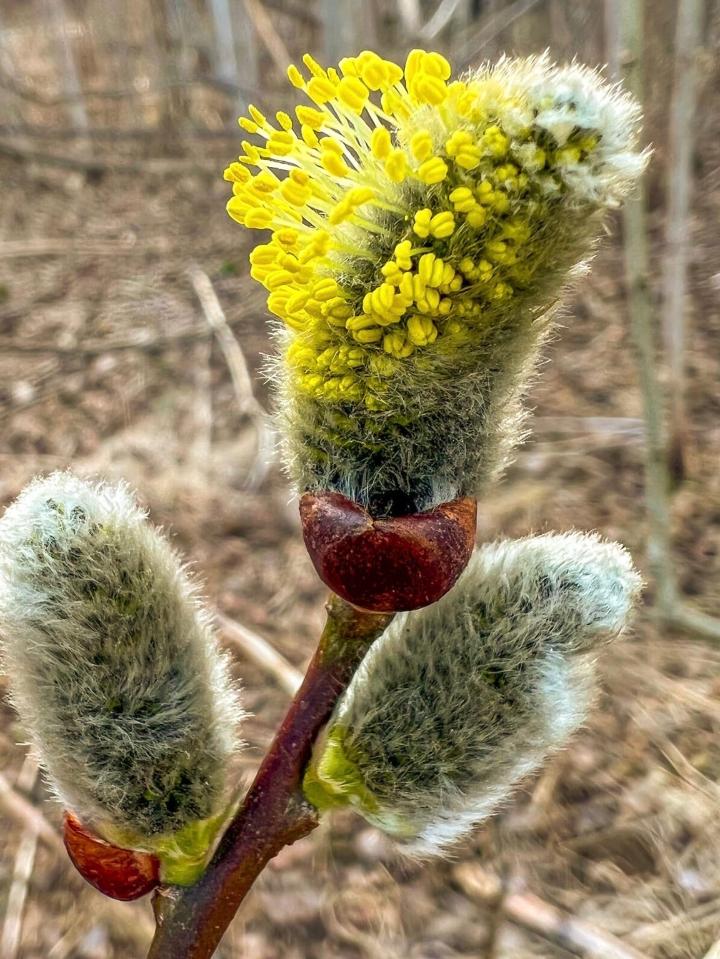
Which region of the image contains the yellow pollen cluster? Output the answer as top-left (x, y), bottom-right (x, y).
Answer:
top-left (225, 49), bottom-right (620, 414)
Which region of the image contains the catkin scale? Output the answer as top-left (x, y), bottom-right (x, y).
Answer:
top-left (299, 491), bottom-right (477, 611)
top-left (0, 473), bottom-right (242, 872)
top-left (63, 812), bottom-right (160, 901)
top-left (304, 532), bottom-right (642, 856)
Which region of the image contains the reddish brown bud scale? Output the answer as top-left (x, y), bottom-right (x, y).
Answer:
top-left (63, 812), bottom-right (160, 901)
top-left (300, 492), bottom-right (477, 612)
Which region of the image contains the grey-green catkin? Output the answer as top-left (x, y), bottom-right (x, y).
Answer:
top-left (305, 532), bottom-right (642, 856)
top-left (0, 472), bottom-right (242, 846)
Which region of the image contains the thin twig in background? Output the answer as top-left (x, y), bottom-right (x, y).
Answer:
top-left (0, 320), bottom-right (252, 356)
top-left (187, 263), bottom-right (275, 489)
top-left (46, 917), bottom-right (87, 959)
top-left (186, 268), bottom-right (259, 415)
top-left (321, 0), bottom-right (355, 68)
top-left (603, 0), bottom-right (621, 78)
top-left (419, 0), bottom-right (467, 39)
top-left (0, 766), bottom-right (155, 944)
top-left (191, 336), bottom-right (214, 481)
top-left (628, 898), bottom-right (720, 951)
top-left (396, 0), bottom-right (422, 35)
top-left (0, 237), bottom-right (173, 258)
top-left (0, 123), bottom-right (243, 141)
top-left (0, 140), bottom-right (215, 176)
top-left (668, 603), bottom-right (720, 641)
top-left (615, 3), bottom-right (677, 606)
top-left (234, 0), bottom-right (260, 116)
top-left (242, 0), bottom-right (291, 75)
top-left (0, 769), bottom-right (65, 856)
top-left (454, 863), bottom-right (653, 959)
top-left (457, 0), bottom-right (547, 69)
top-left (661, 0), bottom-right (704, 482)
top-left (43, 0), bottom-right (89, 139)
top-left (0, 65), bottom-right (263, 106)
top-left (616, 0), bottom-right (720, 641)
top-left (209, 0), bottom-right (240, 88)
top-left (0, 756), bottom-right (40, 959)
top-left (216, 610), bottom-right (303, 696)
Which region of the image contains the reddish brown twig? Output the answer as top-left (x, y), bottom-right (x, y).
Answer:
top-left (147, 595), bottom-right (392, 959)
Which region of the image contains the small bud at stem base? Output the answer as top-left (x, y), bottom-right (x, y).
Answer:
top-left (300, 492), bottom-right (477, 612)
top-left (63, 812), bottom-right (160, 901)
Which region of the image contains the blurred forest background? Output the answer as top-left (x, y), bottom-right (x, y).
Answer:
top-left (0, 0), bottom-right (719, 957)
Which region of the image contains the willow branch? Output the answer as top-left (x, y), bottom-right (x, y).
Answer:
top-left (661, 0), bottom-right (704, 481)
top-left (147, 595), bottom-right (393, 959)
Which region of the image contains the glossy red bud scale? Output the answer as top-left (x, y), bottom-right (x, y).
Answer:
top-left (300, 492), bottom-right (477, 612)
top-left (63, 812), bottom-right (160, 901)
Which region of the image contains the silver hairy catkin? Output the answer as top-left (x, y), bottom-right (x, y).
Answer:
top-left (0, 473), bottom-right (242, 851)
top-left (304, 532), bottom-right (642, 855)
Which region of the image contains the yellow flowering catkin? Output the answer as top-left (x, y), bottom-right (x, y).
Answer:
top-left (225, 51), bottom-right (648, 515)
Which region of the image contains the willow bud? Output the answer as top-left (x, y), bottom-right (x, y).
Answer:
top-left (300, 492), bottom-right (477, 611)
top-left (0, 473), bottom-right (242, 894)
top-left (304, 532), bottom-right (641, 855)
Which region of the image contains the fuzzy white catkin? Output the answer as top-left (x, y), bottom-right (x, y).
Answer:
top-left (308, 532), bottom-right (642, 856)
top-left (0, 472), bottom-right (242, 843)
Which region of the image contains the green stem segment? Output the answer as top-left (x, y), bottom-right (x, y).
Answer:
top-left (147, 595), bottom-right (393, 959)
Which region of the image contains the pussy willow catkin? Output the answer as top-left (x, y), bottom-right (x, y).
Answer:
top-left (303, 532), bottom-right (641, 856)
top-left (226, 50), bottom-right (648, 514)
top-left (0, 473), bottom-right (242, 882)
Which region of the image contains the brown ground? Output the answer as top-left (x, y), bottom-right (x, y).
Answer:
top-left (1, 15), bottom-right (720, 959)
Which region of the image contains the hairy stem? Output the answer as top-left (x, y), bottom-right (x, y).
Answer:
top-left (147, 595), bottom-right (393, 959)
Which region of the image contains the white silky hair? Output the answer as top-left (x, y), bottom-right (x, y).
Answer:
top-left (0, 472), bottom-right (243, 841)
top-left (321, 531), bottom-right (642, 856)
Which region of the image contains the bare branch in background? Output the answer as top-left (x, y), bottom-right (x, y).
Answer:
top-left (616, 0), bottom-right (720, 641)
top-left (321, 0), bottom-right (355, 68)
top-left (661, 0), bottom-right (705, 483)
top-left (0, 140), bottom-right (215, 175)
top-left (43, 0), bottom-right (89, 139)
top-left (397, 0), bottom-right (422, 36)
top-left (456, 0), bottom-right (547, 70)
top-left (233, 0), bottom-right (259, 115)
top-left (187, 264), bottom-right (275, 489)
top-left (604, 0), bottom-right (621, 79)
top-left (419, 0), bottom-right (467, 40)
top-left (209, 0), bottom-right (240, 88)
top-left (455, 864), bottom-right (653, 959)
top-left (0, 66), bottom-right (262, 106)
top-left (0, 758), bottom-right (41, 959)
top-left (0, 769), bottom-right (65, 856)
top-left (0, 763), bottom-right (155, 945)
top-left (615, 0), bottom-right (676, 615)
top-left (149, 0), bottom-right (189, 138)
top-left (208, 0), bottom-right (258, 116)
top-left (242, 0), bottom-right (291, 75)
top-left (216, 611), bottom-right (303, 696)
